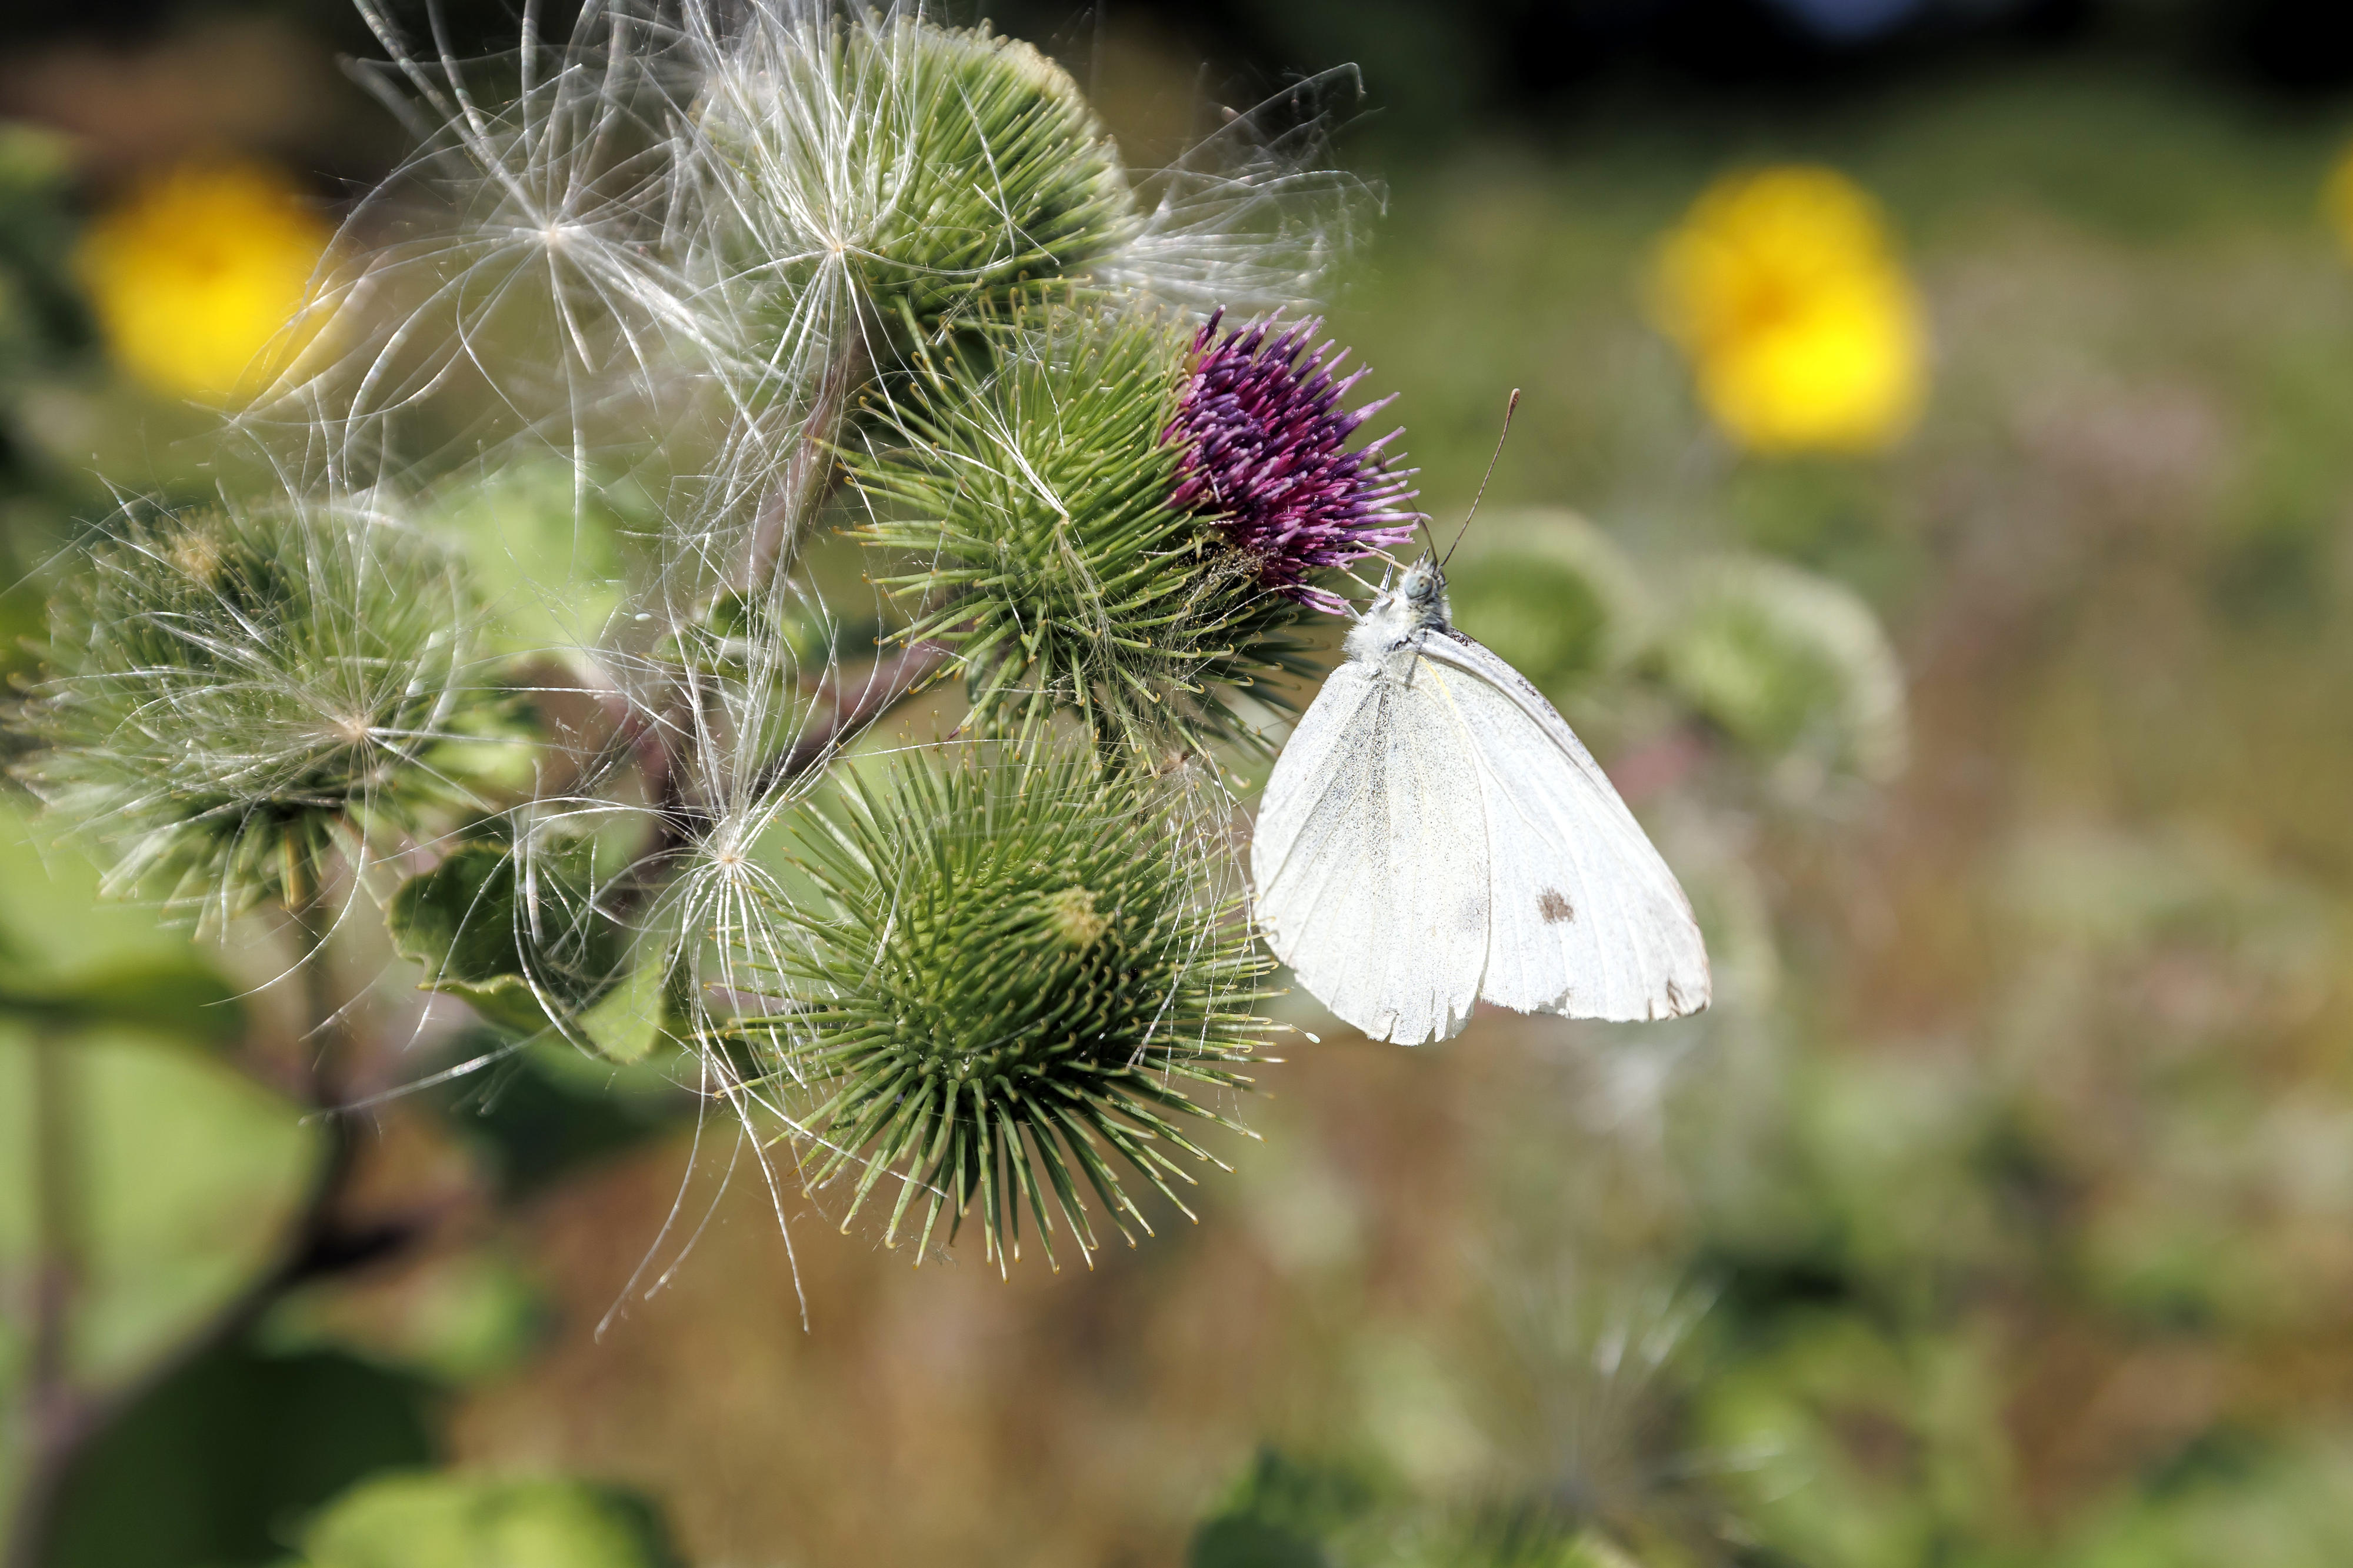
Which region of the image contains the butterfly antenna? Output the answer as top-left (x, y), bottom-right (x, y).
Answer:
top-left (1442, 388), bottom-right (1521, 569)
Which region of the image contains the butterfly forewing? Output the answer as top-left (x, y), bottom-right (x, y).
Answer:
top-left (1252, 660), bottom-right (1489, 1044)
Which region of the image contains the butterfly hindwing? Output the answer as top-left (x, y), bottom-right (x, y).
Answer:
top-left (1253, 658), bottom-right (1489, 1044)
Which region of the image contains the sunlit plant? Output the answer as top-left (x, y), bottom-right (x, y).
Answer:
top-left (19, 496), bottom-right (491, 925)
top-left (851, 304), bottom-right (1416, 756)
top-left (15, 0), bottom-right (1395, 1280)
top-left (731, 748), bottom-right (1271, 1270)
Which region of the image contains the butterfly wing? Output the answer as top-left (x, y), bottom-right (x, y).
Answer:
top-left (1417, 629), bottom-right (1710, 1022)
top-left (1251, 657), bottom-right (1491, 1045)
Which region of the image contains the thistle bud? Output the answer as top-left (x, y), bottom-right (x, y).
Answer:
top-left (695, 16), bottom-right (1134, 371)
top-left (731, 749), bottom-right (1272, 1272)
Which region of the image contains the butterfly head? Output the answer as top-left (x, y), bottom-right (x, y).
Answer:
top-left (1345, 556), bottom-right (1449, 662)
top-left (1398, 556), bottom-right (1449, 624)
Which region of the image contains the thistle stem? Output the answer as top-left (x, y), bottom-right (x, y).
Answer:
top-left (615, 641), bottom-right (949, 929)
top-left (5, 1030), bottom-right (89, 1568)
top-left (744, 346), bottom-right (859, 593)
top-left (745, 640), bottom-right (952, 799)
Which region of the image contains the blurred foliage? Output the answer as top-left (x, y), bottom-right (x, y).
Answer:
top-left (11, 4), bottom-right (2353, 1567)
top-left (0, 796), bottom-right (236, 1030)
top-left (281, 1472), bottom-right (682, 1568)
top-left (1442, 511), bottom-right (1654, 693)
top-left (0, 1028), bottom-right (319, 1389)
top-left (1189, 1450), bottom-right (1638, 1568)
top-left (47, 1344), bottom-right (436, 1568)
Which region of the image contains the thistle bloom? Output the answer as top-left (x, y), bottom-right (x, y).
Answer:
top-left (1649, 166), bottom-right (1926, 455)
top-left (857, 309), bottom-right (1308, 755)
top-left (1165, 312), bottom-right (1421, 610)
top-left (76, 160), bottom-right (334, 405)
top-left (18, 0), bottom-right (1374, 1283)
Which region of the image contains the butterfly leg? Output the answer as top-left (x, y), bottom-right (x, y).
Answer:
top-left (1401, 629), bottom-right (1429, 688)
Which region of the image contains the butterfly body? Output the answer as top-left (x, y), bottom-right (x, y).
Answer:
top-left (1252, 560), bottom-right (1710, 1045)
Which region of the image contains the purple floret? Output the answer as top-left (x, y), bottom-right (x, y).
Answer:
top-left (1164, 311), bottom-right (1422, 613)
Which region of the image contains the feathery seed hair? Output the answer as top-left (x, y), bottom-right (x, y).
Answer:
top-left (20, 0), bottom-right (1389, 1304)
top-left (694, 16), bottom-right (1134, 375)
top-left (20, 498), bottom-right (489, 923)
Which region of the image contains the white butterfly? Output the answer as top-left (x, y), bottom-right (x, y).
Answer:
top-left (1251, 557), bottom-right (1710, 1045)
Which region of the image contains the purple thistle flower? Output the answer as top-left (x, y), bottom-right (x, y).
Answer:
top-left (1164, 311), bottom-right (1423, 613)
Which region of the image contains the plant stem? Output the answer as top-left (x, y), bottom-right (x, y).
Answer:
top-left (5, 1030), bottom-right (88, 1568)
top-left (743, 348), bottom-right (859, 593)
top-left (745, 640), bottom-right (952, 799)
top-left (628, 640), bottom-right (952, 892)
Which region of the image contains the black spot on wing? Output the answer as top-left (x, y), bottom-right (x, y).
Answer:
top-left (1537, 888), bottom-right (1575, 924)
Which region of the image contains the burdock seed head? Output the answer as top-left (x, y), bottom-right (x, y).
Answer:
top-left (19, 496), bottom-right (486, 922)
top-left (731, 747), bottom-right (1274, 1273)
top-left (696, 15), bottom-right (1134, 373)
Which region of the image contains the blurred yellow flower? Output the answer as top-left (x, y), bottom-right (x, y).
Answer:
top-left (76, 160), bottom-right (334, 405)
top-left (1650, 166), bottom-right (1927, 455)
top-left (2322, 142), bottom-right (2353, 262)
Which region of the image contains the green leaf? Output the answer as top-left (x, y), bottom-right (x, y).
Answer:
top-left (286, 1472), bottom-right (681, 1568)
top-left (386, 844), bottom-right (556, 1037)
top-left (575, 940), bottom-right (672, 1065)
top-left (388, 840), bottom-right (642, 1053)
top-left (0, 1027), bottom-right (323, 1417)
top-left (0, 798), bottom-right (238, 1039)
